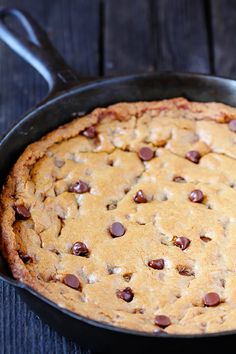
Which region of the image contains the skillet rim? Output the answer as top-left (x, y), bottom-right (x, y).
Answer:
top-left (1, 70), bottom-right (236, 340)
top-left (2, 70), bottom-right (236, 145)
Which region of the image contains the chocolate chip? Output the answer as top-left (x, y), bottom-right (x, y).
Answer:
top-left (15, 205), bottom-right (31, 220)
top-left (63, 274), bottom-right (81, 290)
top-left (82, 126), bottom-right (97, 138)
top-left (107, 159), bottom-right (114, 166)
top-left (154, 315), bottom-right (171, 328)
top-left (69, 180), bottom-right (90, 193)
top-left (124, 187), bottom-right (130, 194)
top-left (109, 222), bottom-right (126, 237)
top-left (174, 237), bottom-right (191, 250)
top-left (106, 201), bottom-right (117, 210)
top-left (200, 236), bottom-right (212, 243)
top-left (185, 150), bottom-right (201, 164)
top-left (71, 242), bottom-right (89, 256)
top-left (204, 292), bottom-right (221, 307)
top-left (123, 273), bottom-right (133, 282)
top-left (189, 189), bottom-right (204, 203)
top-left (138, 147), bottom-right (154, 161)
top-left (173, 176), bottom-right (186, 183)
top-left (228, 120), bottom-right (236, 133)
top-left (148, 259), bottom-right (165, 270)
top-left (176, 265), bottom-right (194, 276)
top-left (116, 287), bottom-right (134, 302)
top-left (133, 308), bottom-right (144, 314)
top-left (18, 250), bottom-right (32, 264)
top-left (134, 190), bottom-right (147, 203)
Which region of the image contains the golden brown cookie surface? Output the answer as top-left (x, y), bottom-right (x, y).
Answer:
top-left (2, 97), bottom-right (236, 334)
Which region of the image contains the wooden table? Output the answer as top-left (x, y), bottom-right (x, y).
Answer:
top-left (0, 0), bottom-right (235, 352)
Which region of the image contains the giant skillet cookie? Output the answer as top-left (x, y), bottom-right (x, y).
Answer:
top-left (2, 97), bottom-right (236, 334)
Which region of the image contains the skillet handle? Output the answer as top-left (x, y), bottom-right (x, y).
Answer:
top-left (0, 7), bottom-right (79, 98)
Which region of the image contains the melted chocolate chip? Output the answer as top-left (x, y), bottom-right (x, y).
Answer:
top-left (176, 265), bottom-right (194, 276)
top-left (124, 187), bottom-right (130, 194)
top-left (15, 205), bottom-right (31, 220)
top-left (71, 242), bottom-right (89, 256)
top-left (82, 126), bottom-right (97, 138)
top-left (228, 120), bottom-right (236, 133)
top-left (174, 237), bottom-right (191, 251)
top-left (63, 274), bottom-right (81, 290)
top-left (204, 292), bottom-right (221, 307)
top-left (107, 159), bottom-right (114, 166)
top-left (116, 287), bottom-right (134, 302)
top-left (134, 190), bottom-right (147, 203)
top-left (106, 201), bottom-right (117, 210)
top-left (69, 180), bottom-right (90, 193)
top-left (185, 150), bottom-right (201, 164)
top-left (133, 308), bottom-right (144, 314)
top-left (154, 315), bottom-right (171, 328)
top-left (173, 176), bottom-right (186, 183)
top-left (148, 259), bottom-right (165, 270)
top-left (109, 222), bottom-right (126, 237)
top-left (200, 236), bottom-right (212, 243)
top-left (18, 250), bottom-right (32, 264)
top-left (123, 273), bottom-right (133, 282)
top-left (189, 189), bottom-right (204, 203)
top-left (138, 147), bottom-right (154, 161)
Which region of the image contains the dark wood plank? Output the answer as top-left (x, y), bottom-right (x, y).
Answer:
top-left (0, 0), bottom-right (99, 352)
top-left (0, 0), bottom-right (100, 132)
top-left (0, 283), bottom-right (90, 354)
top-left (152, 0), bottom-right (211, 73)
top-left (104, 0), bottom-right (155, 75)
top-left (210, 0), bottom-right (236, 78)
top-left (104, 0), bottom-right (210, 76)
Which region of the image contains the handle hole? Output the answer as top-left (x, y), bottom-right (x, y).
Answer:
top-left (4, 15), bottom-right (28, 38)
top-left (2, 10), bottom-right (41, 46)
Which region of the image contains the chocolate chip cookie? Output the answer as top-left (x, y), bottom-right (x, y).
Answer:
top-left (2, 97), bottom-right (236, 334)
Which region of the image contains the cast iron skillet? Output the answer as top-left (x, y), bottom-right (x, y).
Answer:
top-left (0, 7), bottom-right (235, 353)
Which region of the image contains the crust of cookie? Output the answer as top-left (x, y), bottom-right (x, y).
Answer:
top-left (2, 97), bottom-right (236, 334)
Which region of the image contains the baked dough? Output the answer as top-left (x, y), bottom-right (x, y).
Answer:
top-left (2, 97), bottom-right (236, 334)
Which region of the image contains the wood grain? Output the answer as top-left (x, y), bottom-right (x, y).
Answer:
top-left (210, 0), bottom-right (236, 78)
top-left (104, 0), bottom-right (155, 75)
top-left (0, 283), bottom-right (90, 354)
top-left (152, 0), bottom-right (211, 73)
